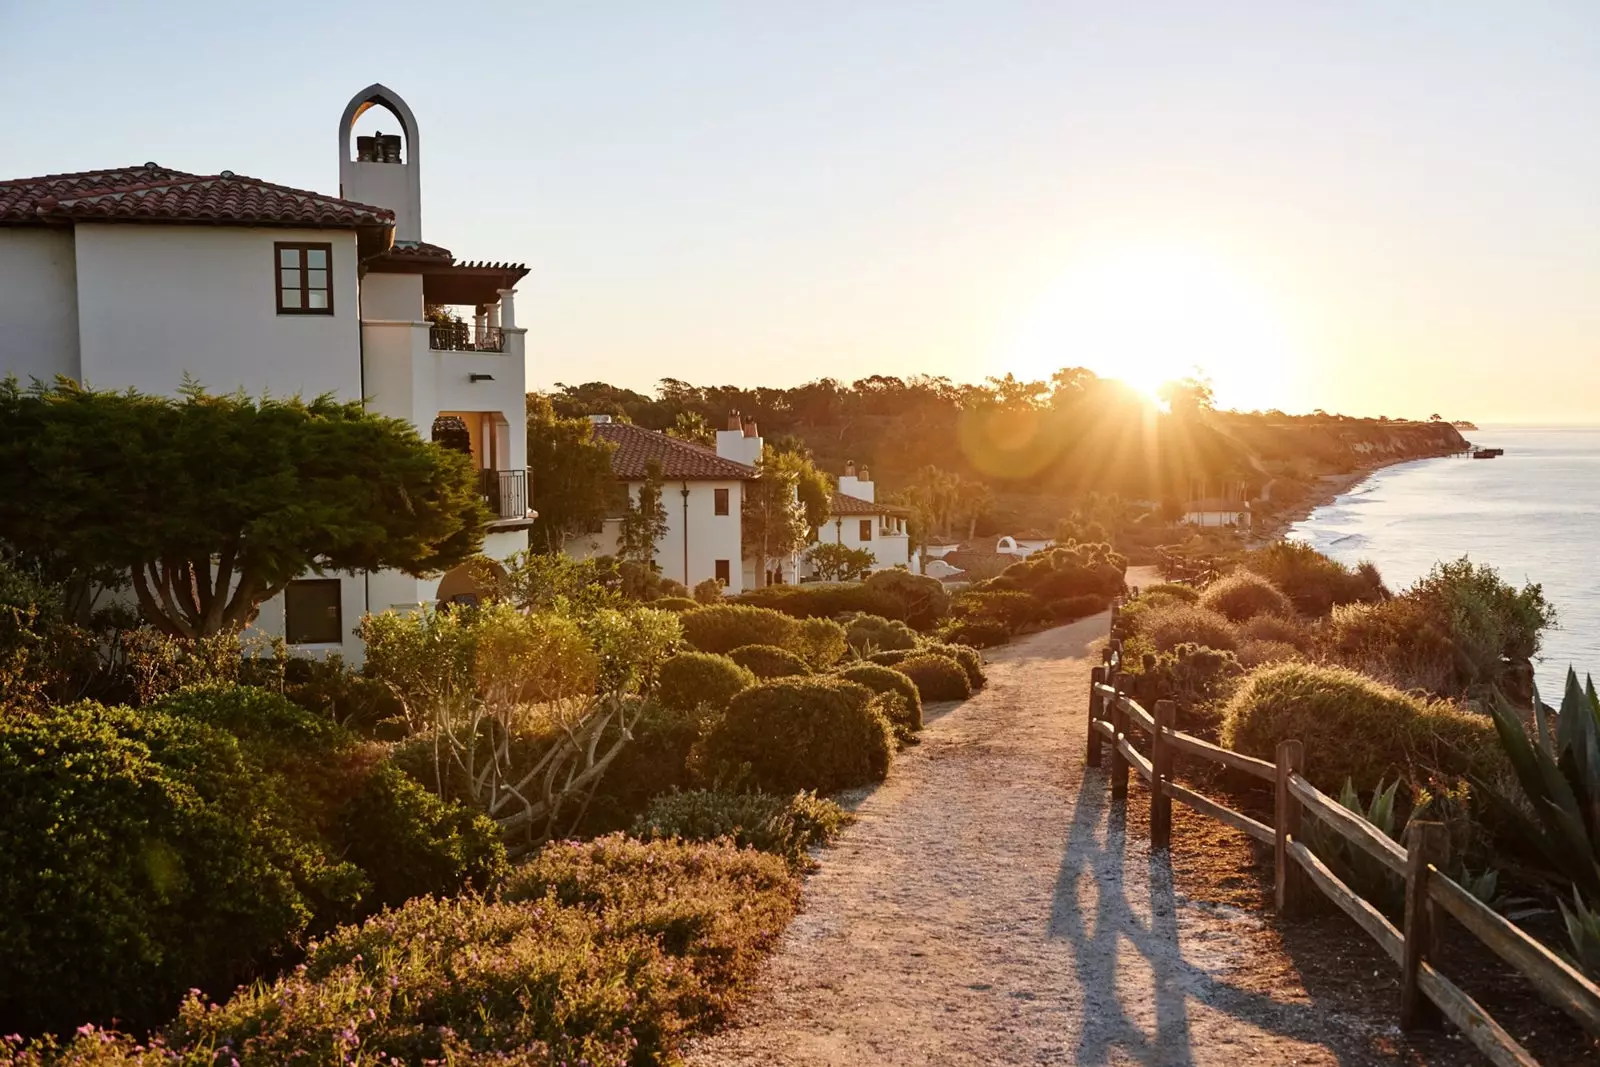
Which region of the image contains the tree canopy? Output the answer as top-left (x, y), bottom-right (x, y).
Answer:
top-left (0, 381), bottom-right (487, 637)
top-left (526, 394), bottom-right (617, 553)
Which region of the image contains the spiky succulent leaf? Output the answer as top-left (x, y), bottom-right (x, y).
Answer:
top-left (1558, 888), bottom-right (1600, 980)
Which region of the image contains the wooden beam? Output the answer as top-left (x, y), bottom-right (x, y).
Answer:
top-left (1165, 729), bottom-right (1276, 781)
top-left (1288, 773), bottom-right (1407, 877)
top-left (1165, 780), bottom-right (1274, 845)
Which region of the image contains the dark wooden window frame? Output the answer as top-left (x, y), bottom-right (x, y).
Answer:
top-left (713, 487), bottom-right (730, 516)
top-left (859, 518), bottom-right (873, 541)
top-left (275, 241), bottom-right (335, 315)
top-left (284, 578), bottom-right (343, 645)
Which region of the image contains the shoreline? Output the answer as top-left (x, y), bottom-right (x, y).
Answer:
top-left (1247, 450), bottom-right (1459, 547)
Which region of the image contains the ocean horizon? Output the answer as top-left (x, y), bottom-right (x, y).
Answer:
top-left (1288, 426), bottom-right (1600, 697)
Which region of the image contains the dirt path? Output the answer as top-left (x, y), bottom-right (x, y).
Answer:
top-left (688, 608), bottom-right (1443, 1067)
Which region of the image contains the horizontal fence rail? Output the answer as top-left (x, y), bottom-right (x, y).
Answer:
top-left (1088, 619), bottom-right (1600, 1066)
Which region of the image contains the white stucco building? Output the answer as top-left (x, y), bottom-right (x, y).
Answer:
top-left (808, 463), bottom-right (914, 575)
top-left (0, 84), bottom-right (532, 659)
top-left (565, 417), bottom-right (765, 594)
top-left (1181, 498), bottom-right (1252, 528)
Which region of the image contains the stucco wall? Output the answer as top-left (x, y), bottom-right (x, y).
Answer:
top-left (359, 272), bottom-right (423, 322)
top-left (73, 224), bottom-right (362, 399)
top-left (813, 513), bottom-right (911, 571)
top-left (0, 228), bottom-right (80, 383)
top-left (565, 480), bottom-right (746, 593)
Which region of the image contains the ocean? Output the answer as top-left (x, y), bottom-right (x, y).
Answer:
top-left (1287, 427), bottom-right (1600, 697)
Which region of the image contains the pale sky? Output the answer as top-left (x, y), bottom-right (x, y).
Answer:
top-left (3, 2), bottom-right (1596, 421)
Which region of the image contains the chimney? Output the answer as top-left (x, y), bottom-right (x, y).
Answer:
top-left (858, 464), bottom-right (870, 482)
top-left (726, 410), bottom-right (742, 431)
top-left (742, 419), bottom-right (759, 438)
top-left (716, 410), bottom-right (762, 466)
top-left (845, 460), bottom-right (857, 477)
top-left (838, 462), bottom-right (875, 503)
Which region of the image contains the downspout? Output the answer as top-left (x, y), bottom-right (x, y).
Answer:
top-left (680, 483), bottom-right (691, 586)
top-left (357, 262), bottom-right (371, 628)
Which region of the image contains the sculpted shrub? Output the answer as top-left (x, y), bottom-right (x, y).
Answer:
top-left (680, 603), bottom-right (801, 654)
top-left (706, 677), bottom-right (893, 793)
top-left (845, 613), bottom-right (919, 653)
top-left (896, 653), bottom-right (972, 702)
top-left (653, 595), bottom-right (698, 612)
top-left (633, 789), bottom-right (852, 867)
top-left (729, 643), bottom-right (811, 679)
top-left (1219, 662), bottom-right (1504, 793)
top-left (737, 582), bottom-right (905, 622)
top-left (953, 590), bottom-right (1039, 631)
top-left (939, 618), bottom-right (1010, 648)
top-left (692, 577), bottom-right (725, 604)
top-left (1137, 603), bottom-right (1241, 653)
top-left (862, 568), bottom-right (951, 629)
top-left (657, 650), bottom-right (756, 712)
top-left (838, 663), bottom-right (923, 736)
top-left (922, 641), bottom-right (986, 689)
top-left (1049, 593), bottom-right (1111, 622)
top-left (1198, 571), bottom-right (1293, 622)
top-left (795, 615), bottom-right (848, 669)
top-left (1245, 541), bottom-right (1388, 616)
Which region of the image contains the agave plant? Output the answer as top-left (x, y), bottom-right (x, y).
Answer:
top-left (1486, 668), bottom-right (1600, 975)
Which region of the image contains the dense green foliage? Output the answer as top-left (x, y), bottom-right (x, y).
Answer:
top-left (805, 542), bottom-right (876, 581)
top-left (939, 618), bottom-right (1011, 648)
top-left (794, 616), bottom-right (848, 669)
top-left (525, 393), bottom-right (618, 552)
top-left (729, 643), bottom-right (812, 679)
top-left (707, 677), bottom-right (894, 793)
top-left (861, 568), bottom-right (952, 629)
top-left (0, 381), bottom-right (485, 637)
top-left (656, 650), bottom-right (757, 712)
top-left (617, 460), bottom-right (670, 569)
top-left (680, 603), bottom-right (802, 655)
top-left (1218, 662), bottom-right (1503, 792)
top-left (738, 581), bottom-right (908, 622)
top-left (1135, 602), bottom-right (1241, 653)
top-left (633, 790), bottom-right (852, 867)
top-left (845, 613), bottom-right (920, 653)
top-left (0, 687), bottom-right (502, 1036)
top-left (1243, 541), bottom-right (1387, 616)
top-left (1197, 571), bottom-right (1293, 622)
top-left (895, 653), bottom-right (973, 702)
top-left (837, 663), bottom-right (924, 737)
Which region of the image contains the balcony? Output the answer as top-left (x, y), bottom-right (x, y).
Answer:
top-left (480, 468), bottom-right (530, 522)
top-left (430, 321), bottom-right (505, 353)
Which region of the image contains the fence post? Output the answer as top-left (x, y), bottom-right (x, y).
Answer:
top-left (1151, 699), bottom-right (1175, 850)
top-left (1087, 666), bottom-right (1105, 765)
top-left (1110, 671), bottom-right (1129, 800)
top-left (1274, 739), bottom-right (1305, 917)
top-left (1401, 821), bottom-right (1450, 1030)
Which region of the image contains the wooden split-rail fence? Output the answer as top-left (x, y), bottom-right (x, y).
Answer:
top-left (1090, 612), bottom-right (1600, 1067)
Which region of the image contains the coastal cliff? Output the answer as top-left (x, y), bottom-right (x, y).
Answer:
top-left (1217, 416), bottom-right (1468, 473)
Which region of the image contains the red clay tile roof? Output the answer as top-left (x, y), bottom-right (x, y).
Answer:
top-left (383, 240), bottom-right (454, 259)
top-left (0, 163), bottom-right (392, 229)
top-left (828, 490), bottom-right (902, 517)
top-left (590, 421), bottom-right (759, 481)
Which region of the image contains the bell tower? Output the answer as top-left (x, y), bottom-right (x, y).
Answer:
top-left (338, 84), bottom-right (422, 243)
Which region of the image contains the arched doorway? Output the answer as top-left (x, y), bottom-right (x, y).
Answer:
top-left (436, 559), bottom-right (507, 609)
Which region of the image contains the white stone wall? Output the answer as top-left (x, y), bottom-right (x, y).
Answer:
top-left (811, 512), bottom-right (911, 572)
top-left (72, 224), bottom-right (363, 399)
top-left (0, 228), bottom-right (80, 384)
top-left (565, 479), bottom-right (747, 593)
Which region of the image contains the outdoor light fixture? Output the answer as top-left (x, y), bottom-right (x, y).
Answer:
top-left (469, 373), bottom-right (495, 382)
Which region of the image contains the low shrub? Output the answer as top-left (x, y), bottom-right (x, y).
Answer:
top-left (1218, 662), bottom-right (1504, 793)
top-left (1049, 593), bottom-right (1111, 622)
top-left (659, 578), bottom-right (691, 599)
top-left (896, 653), bottom-right (972, 702)
top-left (837, 663), bottom-right (923, 736)
top-left (867, 648), bottom-right (911, 666)
top-left (939, 618), bottom-right (1011, 648)
top-left (1136, 642), bottom-right (1243, 729)
top-left (1245, 541), bottom-right (1387, 616)
top-left (729, 643), bottom-right (811, 679)
top-left (921, 642), bottom-right (987, 689)
top-left (863, 568), bottom-right (951, 629)
top-left (656, 650), bottom-right (757, 712)
top-left (653, 595), bottom-right (699, 612)
top-left (680, 604), bottom-right (801, 655)
top-left (1404, 557), bottom-right (1556, 687)
top-left (692, 577), bottom-right (725, 604)
top-left (574, 700), bottom-right (711, 835)
top-left (168, 837), bottom-right (799, 1066)
top-left (1327, 597), bottom-right (1458, 695)
top-left (1198, 571), bottom-right (1293, 622)
top-left (953, 590), bottom-right (1040, 630)
top-left (1140, 582), bottom-right (1199, 603)
top-left (795, 615), bottom-right (848, 669)
top-left (278, 653), bottom-right (400, 736)
top-left (737, 582), bottom-right (906, 622)
top-left (845, 613), bottom-right (920, 654)
top-left (1240, 612), bottom-right (1314, 652)
top-left (705, 677), bottom-right (893, 793)
top-left (1236, 639), bottom-right (1302, 668)
top-left (1137, 602), bottom-right (1241, 653)
top-left (633, 789), bottom-right (852, 867)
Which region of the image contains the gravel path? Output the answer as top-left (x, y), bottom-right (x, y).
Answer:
top-left (687, 607), bottom-right (1419, 1066)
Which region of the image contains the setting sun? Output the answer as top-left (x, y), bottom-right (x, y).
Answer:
top-left (1001, 246), bottom-right (1301, 410)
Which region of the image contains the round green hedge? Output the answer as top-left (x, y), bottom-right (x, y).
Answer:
top-left (844, 613), bottom-right (920, 653)
top-left (1199, 571), bottom-right (1294, 622)
top-left (1218, 662), bottom-right (1504, 792)
top-left (652, 596), bottom-right (699, 613)
top-left (837, 663), bottom-right (923, 736)
top-left (920, 642), bottom-right (986, 689)
top-left (706, 677), bottom-right (893, 793)
top-left (895, 653), bottom-right (972, 702)
top-left (728, 644), bottom-right (811, 680)
top-left (680, 604), bottom-right (801, 655)
top-left (656, 651), bottom-right (757, 712)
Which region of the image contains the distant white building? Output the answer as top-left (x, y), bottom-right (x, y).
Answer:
top-left (808, 463), bottom-right (914, 575)
top-left (568, 414), bottom-right (788, 594)
top-left (1182, 498), bottom-right (1252, 528)
top-left (0, 84), bottom-right (533, 659)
